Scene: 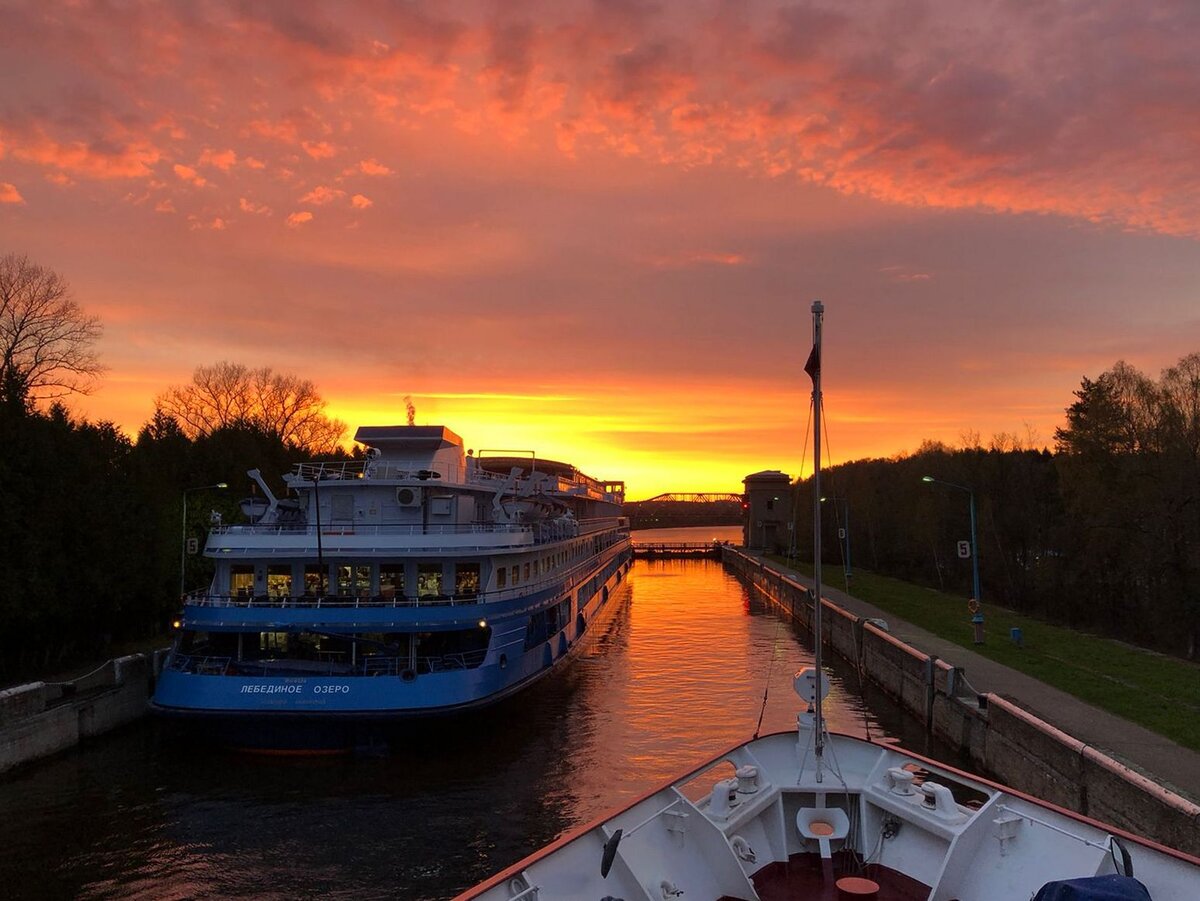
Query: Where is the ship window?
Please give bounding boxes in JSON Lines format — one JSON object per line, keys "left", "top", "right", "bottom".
{"left": 337, "top": 564, "right": 371, "bottom": 596}
{"left": 379, "top": 564, "right": 404, "bottom": 598}
{"left": 267, "top": 565, "right": 292, "bottom": 598}
{"left": 496, "top": 567, "right": 507, "bottom": 589}
{"left": 230, "top": 565, "right": 254, "bottom": 598}
{"left": 455, "top": 563, "right": 480, "bottom": 598}
{"left": 418, "top": 563, "right": 443, "bottom": 598}
{"left": 304, "top": 564, "right": 326, "bottom": 596}
{"left": 523, "top": 562, "right": 531, "bottom": 581}
{"left": 511, "top": 565, "right": 519, "bottom": 585}
{"left": 260, "top": 631, "right": 289, "bottom": 653}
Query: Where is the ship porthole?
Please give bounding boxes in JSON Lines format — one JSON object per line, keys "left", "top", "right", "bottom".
{"left": 499, "top": 654, "right": 508, "bottom": 669}
{"left": 400, "top": 668, "right": 417, "bottom": 682}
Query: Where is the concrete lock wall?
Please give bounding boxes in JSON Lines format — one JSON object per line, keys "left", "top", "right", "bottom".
{"left": 0, "top": 651, "right": 157, "bottom": 775}
{"left": 720, "top": 547, "right": 1200, "bottom": 857}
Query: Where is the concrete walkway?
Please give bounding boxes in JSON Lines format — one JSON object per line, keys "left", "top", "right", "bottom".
{"left": 760, "top": 556, "right": 1200, "bottom": 805}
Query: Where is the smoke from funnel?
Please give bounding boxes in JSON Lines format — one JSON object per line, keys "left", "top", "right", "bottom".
{"left": 404, "top": 395, "right": 416, "bottom": 426}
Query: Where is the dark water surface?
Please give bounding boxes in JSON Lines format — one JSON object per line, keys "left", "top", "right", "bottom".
{"left": 0, "top": 529, "right": 956, "bottom": 900}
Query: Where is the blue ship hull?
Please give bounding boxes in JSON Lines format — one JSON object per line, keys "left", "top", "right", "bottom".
{"left": 153, "top": 548, "right": 632, "bottom": 749}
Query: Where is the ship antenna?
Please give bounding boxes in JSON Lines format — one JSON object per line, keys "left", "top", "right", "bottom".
{"left": 808, "top": 300, "right": 825, "bottom": 782}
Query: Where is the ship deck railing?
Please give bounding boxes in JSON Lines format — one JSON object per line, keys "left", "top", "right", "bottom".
{"left": 184, "top": 535, "right": 631, "bottom": 610}
{"left": 289, "top": 459, "right": 616, "bottom": 501}
{"left": 168, "top": 651, "right": 487, "bottom": 677}
{"left": 208, "top": 516, "right": 624, "bottom": 542}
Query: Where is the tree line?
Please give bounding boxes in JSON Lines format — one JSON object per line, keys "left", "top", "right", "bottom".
{"left": 797, "top": 354, "right": 1200, "bottom": 659}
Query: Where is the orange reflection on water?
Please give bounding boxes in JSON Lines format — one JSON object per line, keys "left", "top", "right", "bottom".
{"left": 567, "top": 553, "right": 884, "bottom": 814}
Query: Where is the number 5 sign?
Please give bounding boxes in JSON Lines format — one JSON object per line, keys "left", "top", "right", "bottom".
{"left": 957, "top": 540, "right": 971, "bottom": 559}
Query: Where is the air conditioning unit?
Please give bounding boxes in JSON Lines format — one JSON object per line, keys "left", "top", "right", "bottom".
{"left": 396, "top": 486, "right": 423, "bottom": 508}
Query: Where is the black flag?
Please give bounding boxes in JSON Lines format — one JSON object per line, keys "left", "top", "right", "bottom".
{"left": 804, "top": 343, "right": 820, "bottom": 382}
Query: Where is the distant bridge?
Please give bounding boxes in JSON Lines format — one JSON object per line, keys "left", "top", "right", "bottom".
{"left": 625, "top": 492, "right": 744, "bottom": 529}
{"left": 636, "top": 492, "right": 744, "bottom": 504}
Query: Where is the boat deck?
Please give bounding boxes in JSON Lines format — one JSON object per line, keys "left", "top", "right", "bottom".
{"left": 718, "top": 852, "right": 930, "bottom": 901}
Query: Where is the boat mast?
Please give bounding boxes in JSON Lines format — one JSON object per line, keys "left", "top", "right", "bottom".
{"left": 809, "top": 300, "right": 825, "bottom": 781}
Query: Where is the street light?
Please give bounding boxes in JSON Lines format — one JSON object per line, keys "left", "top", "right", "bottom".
{"left": 922, "top": 475, "right": 983, "bottom": 643}
{"left": 819, "top": 496, "right": 852, "bottom": 585}
{"left": 181, "top": 482, "right": 228, "bottom": 599}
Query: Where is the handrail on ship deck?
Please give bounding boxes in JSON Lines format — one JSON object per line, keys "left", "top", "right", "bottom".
{"left": 183, "top": 538, "right": 631, "bottom": 610}
{"left": 288, "top": 459, "right": 620, "bottom": 502}
{"left": 209, "top": 516, "right": 626, "bottom": 541}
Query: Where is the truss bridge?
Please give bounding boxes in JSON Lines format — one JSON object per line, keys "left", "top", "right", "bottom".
{"left": 625, "top": 492, "right": 744, "bottom": 529}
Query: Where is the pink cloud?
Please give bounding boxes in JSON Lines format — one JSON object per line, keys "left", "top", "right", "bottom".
{"left": 351, "top": 193, "right": 373, "bottom": 209}
{"left": 198, "top": 148, "right": 238, "bottom": 170}
{"left": 3, "top": 3, "right": 1200, "bottom": 238}
{"left": 11, "top": 131, "right": 160, "bottom": 180}
{"left": 239, "top": 197, "right": 271, "bottom": 215}
{"left": 356, "top": 158, "right": 392, "bottom": 175}
{"left": 0, "top": 182, "right": 25, "bottom": 204}
{"left": 187, "top": 216, "right": 227, "bottom": 231}
{"left": 286, "top": 210, "right": 314, "bottom": 227}
{"left": 301, "top": 140, "right": 337, "bottom": 159}
{"left": 299, "top": 185, "right": 344, "bottom": 205}
{"left": 172, "top": 164, "right": 207, "bottom": 187}
{"left": 155, "top": 199, "right": 176, "bottom": 213}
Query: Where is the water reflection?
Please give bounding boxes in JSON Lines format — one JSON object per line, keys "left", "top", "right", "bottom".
{"left": 0, "top": 547, "right": 946, "bottom": 900}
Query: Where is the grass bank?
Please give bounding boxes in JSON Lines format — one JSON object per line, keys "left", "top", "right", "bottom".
{"left": 768, "top": 558, "right": 1200, "bottom": 752}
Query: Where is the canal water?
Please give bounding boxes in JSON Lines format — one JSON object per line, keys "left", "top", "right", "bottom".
{"left": 0, "top": 528, "right": 953, "bottom": 900}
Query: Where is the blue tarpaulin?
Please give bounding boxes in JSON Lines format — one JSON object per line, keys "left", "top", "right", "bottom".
{"left": 1033, "top": 874, "right": 1152, "bottom": 901}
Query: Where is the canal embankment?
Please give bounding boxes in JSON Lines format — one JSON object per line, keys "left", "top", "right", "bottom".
{"left": 0, "top": 649, "right": 167, "bottom": 775}
{"left": 722, "top": 546, "right": 1200, "bottom": 857}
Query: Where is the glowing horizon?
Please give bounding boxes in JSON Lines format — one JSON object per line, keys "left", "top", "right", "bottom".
{"left": 3, "top": 2, "right": 1199, "bottom": 498}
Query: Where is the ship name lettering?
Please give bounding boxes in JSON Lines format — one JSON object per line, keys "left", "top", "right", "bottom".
{"left": 239, "top": 684, "right": 303, "bottom": 694}
{"left": 313, "top": 685, "right": 350, "bottom": 694}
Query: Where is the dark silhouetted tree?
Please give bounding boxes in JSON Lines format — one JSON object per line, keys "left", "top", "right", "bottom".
{"left": 154, "top": 361, "right": 347, "bottom": 453}
{"left": 0, "top": 253, "right": 104, "bottom": 408}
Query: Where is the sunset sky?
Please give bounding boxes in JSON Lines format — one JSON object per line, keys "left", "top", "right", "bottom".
{"left": 2, "top": 1, "right": 1198, "bottom": 497}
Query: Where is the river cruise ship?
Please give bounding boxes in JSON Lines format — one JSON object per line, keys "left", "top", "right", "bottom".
{"left": 151, "top": 425, "right": 631, "bottom": 746}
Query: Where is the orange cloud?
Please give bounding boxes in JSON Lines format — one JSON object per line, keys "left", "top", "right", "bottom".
{"left": 11, "top": 131, "right": 160, "bottom": 180}
{"left": 356, "top": 158, "right": 392, "bottom": 175}
{"left": 301, "top": 140, "right": 337, "bottom": 159}
{"left": 286, "top": 210, "right": 314, "bottom": 227}
{"left": 351, "top": 193, "right": 373, "bottom": 208}
{"left": 172, "top": 164, "right": 207, "bottom": 187}
{"left": 299, "top": 185, "right": 345, "bottom": 205}
{"left": 198, "top": 148, "right": 238, "bottom": 170}
{"left": 0, "top": 182, "right": 24, "bottom": 204}
{"left": 239, "top": 197, "right": 271, "bottom": 215}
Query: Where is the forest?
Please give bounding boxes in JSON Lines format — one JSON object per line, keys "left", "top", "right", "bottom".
{"left": 800, "top": 355, "right": 1200, "bottom": 660}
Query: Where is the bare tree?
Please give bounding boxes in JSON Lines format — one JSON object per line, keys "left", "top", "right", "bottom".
{"left": 0, "top": 253, "right": 104, "bottom": 405}
{"left": 156, "top": 361, "right": 347, "bottom": 453}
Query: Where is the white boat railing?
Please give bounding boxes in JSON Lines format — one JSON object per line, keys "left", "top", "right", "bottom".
{"left": 209, "top": 522, "right": 534, "bottom": 537}
{"left": 207, "top": 516, "right": 624, "bottom": 543}
{"left": 183, "top": 538, "right": 631, "bottom": 610}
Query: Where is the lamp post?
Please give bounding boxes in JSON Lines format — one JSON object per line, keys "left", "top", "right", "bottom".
{"left": 819, "top": 496, "right": 852, "bottom": 585}
{"left": 181, "top": 483, "right": 228, "bottom": 599}
{"left": 922, "top": 475, "right": 983, "bottom": 643}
